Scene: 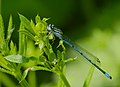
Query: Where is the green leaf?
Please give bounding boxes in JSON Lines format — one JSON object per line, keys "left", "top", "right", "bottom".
{"left": 10, "top": 40, "right": 17, "bottom": 54}
{"left": 30, "top": 20, "right": 35, "bottom": 30}
{"left": 0, "top": 54, "right": 12, "bottom": 70}
{"left": 19, "top": 13, "right": 35, "bottom": 35}
{"left": 19, "top": 68, "right": 31, "bottom": 83}
{"left": 35, "top": 15, "right": 41, "bottom": 24}
{"left": 0, "top": 67, "right": 14, "bottom": 75}
{"left": 83, "top": 65, "right": 95, "bottom": 87}
{"left": 0, "top": 14, "right": 5, "bottom": 47}
{"left": 4, "top": 54, "right": 29, "bottom": 63}
{"left": 6, "top": 15, "right": 14, "bottom": 43}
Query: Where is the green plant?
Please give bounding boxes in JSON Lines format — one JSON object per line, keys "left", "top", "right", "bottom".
{"left": 0, "top": 14, "right": 77, "bottom": 87}
{"left": 0, "top": 14, "right": 95, "bottom": 87}
{"left": 18, "top": 14, "right": 76, "bottom": 87}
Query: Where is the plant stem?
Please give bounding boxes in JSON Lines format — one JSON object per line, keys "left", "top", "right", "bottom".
{"left": 19, "top": 23, "right": 27, "bottom": 55}
{"left": 18, "top": 22, "right": 29, "bottom": 87}
{"left": 59, "top": 72, "right": 71, "bottom": 87}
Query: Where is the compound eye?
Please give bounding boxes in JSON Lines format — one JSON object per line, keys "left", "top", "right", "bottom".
{"left": 47, "top": 24, "right": 55, "bottom": 31}
{"left": 51, "top": 24, "right": 54, "bottom": 29}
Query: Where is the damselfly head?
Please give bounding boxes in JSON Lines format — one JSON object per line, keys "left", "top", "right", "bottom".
{"left": 47, "top": 24, "right": 55, "bottom": 31}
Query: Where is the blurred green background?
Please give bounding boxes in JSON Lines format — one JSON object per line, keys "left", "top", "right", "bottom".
{"left": 1, "top": 0, "right": 120, "bottom": 87}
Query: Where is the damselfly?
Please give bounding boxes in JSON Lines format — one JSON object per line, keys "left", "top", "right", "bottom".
{"left": 47, "top": 24, "right": 112, "bottom": 79}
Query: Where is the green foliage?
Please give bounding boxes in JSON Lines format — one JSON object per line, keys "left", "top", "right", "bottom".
{"left": 18, "top": 14, "right": 76, "bottom": 87}
{"left": 6, "top": 15, "right": 14, "bottom": 43}
{"left": 0, "top": 13, "right": 97, "bottom": 87}
{"left": 0, "top": 15, "right": 5, "bottom": 52}
{"left": 4, "top": 54, "right": 28, "bottom": 63}
{"left": 0, "top": 14, "right": 78, "bottom": 87}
